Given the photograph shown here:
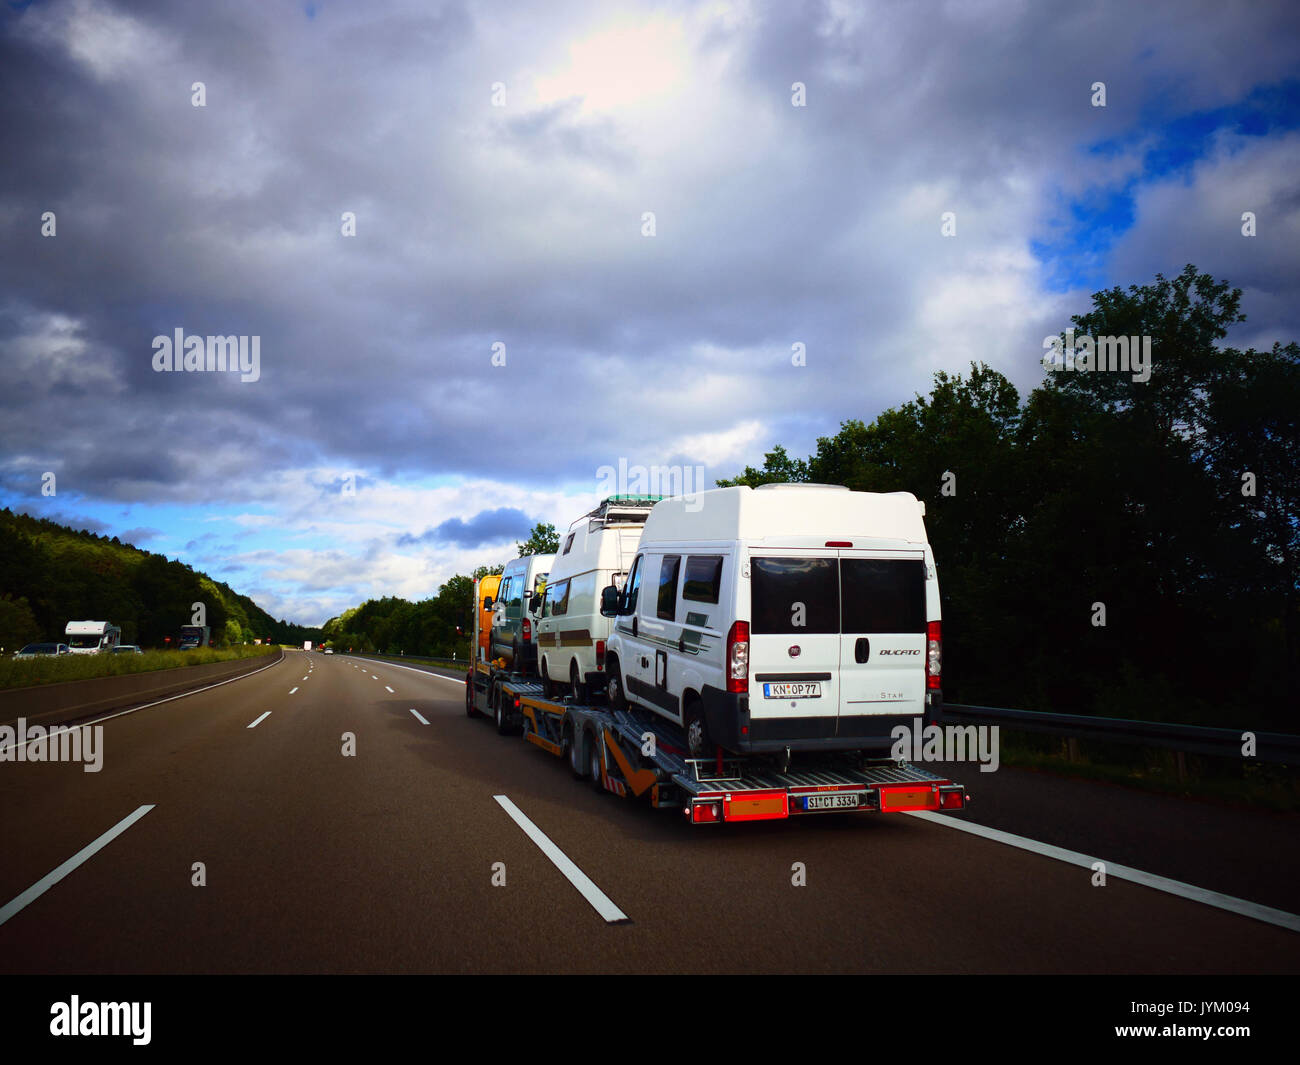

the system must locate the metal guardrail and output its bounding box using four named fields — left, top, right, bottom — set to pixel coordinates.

left=944, top=703, right=1300, bottom=765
